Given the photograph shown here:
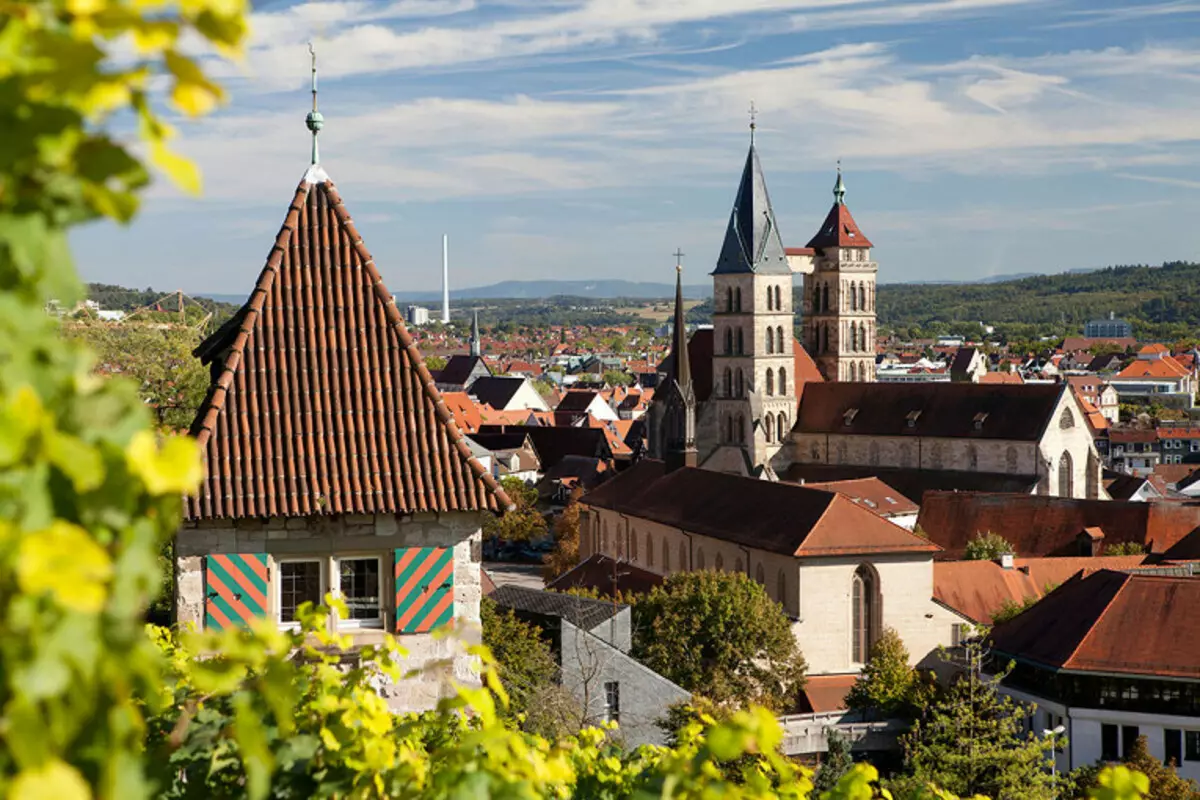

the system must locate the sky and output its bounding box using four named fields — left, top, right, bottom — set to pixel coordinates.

left=74, top=0, right=1200, bottom=295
